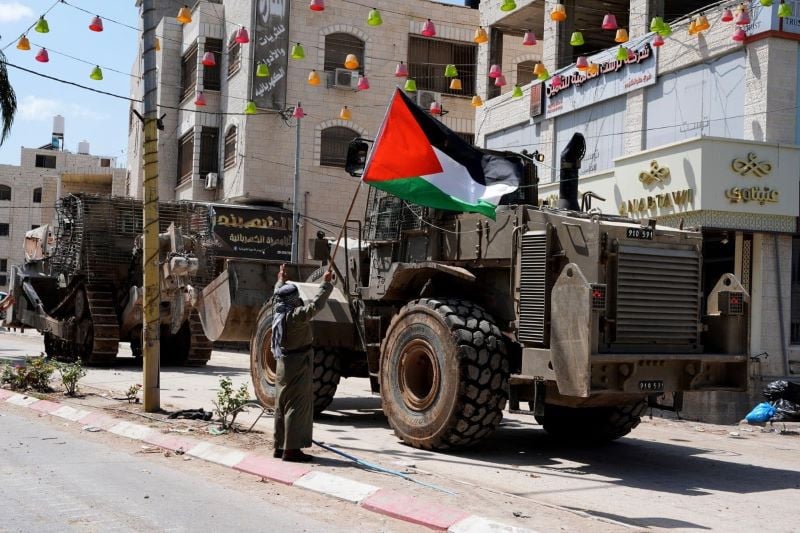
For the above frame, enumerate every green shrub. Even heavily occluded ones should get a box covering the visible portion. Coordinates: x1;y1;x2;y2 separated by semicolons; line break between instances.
56;361;86;396
0;356;55;392
212;377;251;430
125;383;142;404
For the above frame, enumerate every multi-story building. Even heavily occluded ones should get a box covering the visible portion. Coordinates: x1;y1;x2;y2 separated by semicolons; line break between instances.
128;0;480;260
0;117;126;289
476;0;800;421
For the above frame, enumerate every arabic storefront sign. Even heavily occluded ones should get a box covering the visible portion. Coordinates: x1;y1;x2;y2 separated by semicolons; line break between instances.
252;0;289;111
544;34;657;119
210;205;292;260
618;189;693;216
724;186;780;205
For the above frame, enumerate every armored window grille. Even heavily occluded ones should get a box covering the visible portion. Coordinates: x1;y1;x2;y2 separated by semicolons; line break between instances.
181;42;198;101
407;35;476;95
227;33;240;77
516;60;537;87
324;33;365;74
177;131;194;185
204;38;222;91
0;185;10;201
320;127;358;168
224;126;237;169
35;155;56;169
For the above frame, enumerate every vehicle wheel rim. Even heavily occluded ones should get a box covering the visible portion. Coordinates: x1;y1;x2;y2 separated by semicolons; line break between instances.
259;330;277;385
398;338;440;411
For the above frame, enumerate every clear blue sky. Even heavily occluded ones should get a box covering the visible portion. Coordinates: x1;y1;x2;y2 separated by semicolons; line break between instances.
0;0;139;166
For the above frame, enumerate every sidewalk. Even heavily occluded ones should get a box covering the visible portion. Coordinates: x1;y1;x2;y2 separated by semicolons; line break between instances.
0;386;533;533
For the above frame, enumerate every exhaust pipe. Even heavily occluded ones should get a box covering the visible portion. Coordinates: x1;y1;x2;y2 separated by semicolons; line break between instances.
558;133;585;211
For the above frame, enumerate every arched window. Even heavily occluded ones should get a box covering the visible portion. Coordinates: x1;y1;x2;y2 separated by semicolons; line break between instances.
224;126;237;169
516;60;537;87
227;32;241;77
324;33;364;74
320;127;358;168
0;185;10;201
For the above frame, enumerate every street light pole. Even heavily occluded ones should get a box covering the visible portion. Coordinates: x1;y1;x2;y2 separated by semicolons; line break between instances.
141;0;160;412
291;102;302;264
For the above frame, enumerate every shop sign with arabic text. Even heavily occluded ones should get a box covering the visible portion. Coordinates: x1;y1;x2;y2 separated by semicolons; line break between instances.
252;0;290;111
544;35;657;119
210;205;292;260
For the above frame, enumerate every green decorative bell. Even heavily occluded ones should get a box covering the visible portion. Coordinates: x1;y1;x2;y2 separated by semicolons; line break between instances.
650;16;664;33
500;0;517;11
537;69;549;81
658;22;673;38
89;65;103;80
244;101;257;115
511;85;523;98
256;63;270;77
290;43;305;60
34;16;49;34
616;46;628;61
403;79;417;92
569;31;584;46
779;1;793;17
444;64;458;77
367;8;383;26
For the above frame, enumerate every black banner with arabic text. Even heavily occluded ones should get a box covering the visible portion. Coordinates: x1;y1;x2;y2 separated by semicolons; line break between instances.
252;0;289;110
210;205;291;260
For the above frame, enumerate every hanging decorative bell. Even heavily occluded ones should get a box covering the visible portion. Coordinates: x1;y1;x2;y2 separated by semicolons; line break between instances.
615;28;629;43
421;19;436;37
511;85;523;98
650;16;664;33
602;13;618;30
474;26;489;44
616;46;628;61
291;43;305;59
244;101;257;115
471;95;483;108
779;1;793;17
659;22;673;37
488;64;502;78
449;78;462;90
235;27;250;44
195;91;206;106
732;28;746;41
550;4;567;22
404;79;417;92
344;54;360;70
34;16;49;33
551;76;562;89
309;0;325;11
35;48;49;63
394;62;408;77
570;32;585;46
89;65;103;80
576;56;589;71
721;9;734;22
522;31;536;46
293;103;305;118
16;35;30;51
339;106;352;120
695;15;710;32
494;74;507;87
307;70;321;85
444;64;458;77
202;51;216;67
734;9;750;25
500;0;516;12
652;34;665;47
177;6;192;24
256;63;270;77
357;76;370;90
89;15;104;32
429;101;442;115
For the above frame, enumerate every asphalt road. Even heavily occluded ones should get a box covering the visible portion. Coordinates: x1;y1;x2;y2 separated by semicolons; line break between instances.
3;330;800;532
0;407;405;533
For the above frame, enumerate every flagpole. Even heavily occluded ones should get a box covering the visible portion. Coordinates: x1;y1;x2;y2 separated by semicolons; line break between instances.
326;180;363;274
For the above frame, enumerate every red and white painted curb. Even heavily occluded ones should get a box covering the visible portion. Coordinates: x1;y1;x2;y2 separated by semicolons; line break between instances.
0;388;534;532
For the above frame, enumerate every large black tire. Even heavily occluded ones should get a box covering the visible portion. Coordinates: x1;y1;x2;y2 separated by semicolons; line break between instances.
535;401;647;444
250;303;342;417
312;347;341;415
380;298;508;450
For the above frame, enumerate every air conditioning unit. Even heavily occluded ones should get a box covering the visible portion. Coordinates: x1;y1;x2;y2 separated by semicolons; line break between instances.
329;68;359;90
204;172;218;190
416;90;442;110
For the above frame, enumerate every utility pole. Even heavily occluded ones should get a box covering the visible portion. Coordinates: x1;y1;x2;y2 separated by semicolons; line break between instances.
291;102;302;264
141;0;160;411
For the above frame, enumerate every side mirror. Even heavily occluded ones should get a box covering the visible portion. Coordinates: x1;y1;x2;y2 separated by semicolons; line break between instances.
345;139;372;177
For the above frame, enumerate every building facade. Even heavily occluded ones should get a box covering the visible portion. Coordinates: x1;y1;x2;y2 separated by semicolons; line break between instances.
476;0;800;422
0;120;126;290
128;0;480;260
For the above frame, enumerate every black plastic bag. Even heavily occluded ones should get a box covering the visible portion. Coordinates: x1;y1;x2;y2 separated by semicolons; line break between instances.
762;380;800;403
772;399;800;422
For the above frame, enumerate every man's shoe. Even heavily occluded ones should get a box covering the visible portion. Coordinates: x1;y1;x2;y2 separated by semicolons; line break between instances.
282;449;313;463
273;449;284;459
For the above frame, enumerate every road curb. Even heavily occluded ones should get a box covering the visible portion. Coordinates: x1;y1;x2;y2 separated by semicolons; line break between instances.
1;388;536;532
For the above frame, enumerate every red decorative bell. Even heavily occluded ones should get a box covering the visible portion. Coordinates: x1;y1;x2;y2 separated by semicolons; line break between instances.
235;27;250;44
421;19;436;37
35;48;49;63
202;51;215;67
89;15;103;32
309;0;325;11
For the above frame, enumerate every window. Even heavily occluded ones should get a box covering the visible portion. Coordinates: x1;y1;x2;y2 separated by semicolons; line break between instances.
0;258;6;286
792;236;800;344
35;155;56;168
516;60;537;87
324;33;365;74
100;158;111;168
199;127;219;177
204;38;222;91
455;132;475;145
227;33;241;77
320;127;358;168
408;35;476;95
177;131;194;185
31;224;40;230
32;187;42;203
181;42;199;101
224;126;237;168
0;223;9;237
0;185;10;201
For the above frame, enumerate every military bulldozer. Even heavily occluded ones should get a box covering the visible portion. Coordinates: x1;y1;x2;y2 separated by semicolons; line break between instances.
214;132;746;450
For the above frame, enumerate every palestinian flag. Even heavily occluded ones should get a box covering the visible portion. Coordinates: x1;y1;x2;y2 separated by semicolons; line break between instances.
362;88;522;219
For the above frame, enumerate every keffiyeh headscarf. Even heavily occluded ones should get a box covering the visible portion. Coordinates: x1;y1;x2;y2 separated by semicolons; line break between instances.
271;283;303;359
